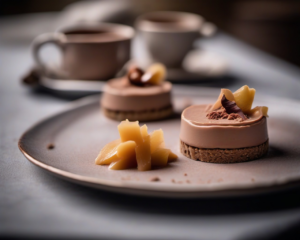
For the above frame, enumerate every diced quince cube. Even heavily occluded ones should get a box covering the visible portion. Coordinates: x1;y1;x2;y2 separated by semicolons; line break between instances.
140;124;149;139
145;63;166;85
97;120;175;171
168;151;178;162
118;119;143;145
109;141;137;170
211;89;235;110
233;85;256;114
150;129;165;153
260;106;268;117
116;140;137;160
95;139;121;165
136;135;151;171
249;106;269;117
109;157;137;170
151;148;170;167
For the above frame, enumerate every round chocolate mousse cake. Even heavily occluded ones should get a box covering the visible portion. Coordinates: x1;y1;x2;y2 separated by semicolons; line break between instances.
101;77;173;121
180;104;269;163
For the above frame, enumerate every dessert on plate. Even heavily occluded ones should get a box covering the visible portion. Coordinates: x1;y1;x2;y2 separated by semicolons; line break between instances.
95;119;177;171
101;63;173;121
180;85;269;163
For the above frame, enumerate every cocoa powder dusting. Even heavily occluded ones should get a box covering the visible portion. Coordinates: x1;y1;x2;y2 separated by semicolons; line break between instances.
207;107;244;122
228;113;242;120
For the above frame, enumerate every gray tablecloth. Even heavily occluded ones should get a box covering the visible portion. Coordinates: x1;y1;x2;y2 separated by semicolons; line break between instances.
1;13;300;240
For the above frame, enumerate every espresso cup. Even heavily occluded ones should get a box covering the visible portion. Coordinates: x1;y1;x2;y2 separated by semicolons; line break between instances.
32;23;134;80
135;11;208;68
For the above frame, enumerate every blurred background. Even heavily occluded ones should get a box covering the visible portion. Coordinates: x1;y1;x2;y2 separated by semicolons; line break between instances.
2;2;300;240
1;0;299;67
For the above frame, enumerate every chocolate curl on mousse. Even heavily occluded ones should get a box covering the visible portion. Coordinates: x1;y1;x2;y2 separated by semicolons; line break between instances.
221;95;247;120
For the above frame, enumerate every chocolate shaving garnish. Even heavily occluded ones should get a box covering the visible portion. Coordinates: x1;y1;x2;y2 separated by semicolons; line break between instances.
127;67;145;86
221;95;247;120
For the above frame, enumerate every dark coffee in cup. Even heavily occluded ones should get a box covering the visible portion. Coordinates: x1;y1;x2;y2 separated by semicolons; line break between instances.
64;30;127;43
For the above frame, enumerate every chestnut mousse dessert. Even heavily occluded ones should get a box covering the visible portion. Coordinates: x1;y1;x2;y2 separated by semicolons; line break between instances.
180;85;269;163
101;63;173;121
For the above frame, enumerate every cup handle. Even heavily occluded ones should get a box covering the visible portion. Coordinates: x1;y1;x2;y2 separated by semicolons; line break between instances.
199;22;217;37
32;32;67;77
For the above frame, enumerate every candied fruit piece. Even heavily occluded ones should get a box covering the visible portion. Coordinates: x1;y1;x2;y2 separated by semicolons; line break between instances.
109;157;137;170
116;140;137;160
95;139;121;165
211;89;235;110
233;85;256;114
150;129;165;153
109;141;137;170
96;120;174;171
136;135;151;171
249;106;269;117
118;119;143;145
140;124;149;139
260;106;268;117
144;63;166;85
168;151;178;162
151;148;170;167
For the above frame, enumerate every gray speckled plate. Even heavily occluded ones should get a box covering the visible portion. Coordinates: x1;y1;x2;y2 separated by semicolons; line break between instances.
19;89;300;198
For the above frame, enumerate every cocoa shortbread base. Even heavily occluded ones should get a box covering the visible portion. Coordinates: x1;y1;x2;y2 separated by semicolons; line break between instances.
103;106;173;121
180;139;269;163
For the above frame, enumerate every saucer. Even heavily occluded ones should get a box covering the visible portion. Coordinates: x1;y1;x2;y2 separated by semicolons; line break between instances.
24;48;229;98
39;74;106;97
132;49;229;82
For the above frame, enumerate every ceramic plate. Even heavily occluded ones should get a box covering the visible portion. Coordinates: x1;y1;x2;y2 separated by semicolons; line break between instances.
19;89;300;198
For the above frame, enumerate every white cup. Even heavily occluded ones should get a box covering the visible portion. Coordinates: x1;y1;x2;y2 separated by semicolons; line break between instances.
135;11;209;68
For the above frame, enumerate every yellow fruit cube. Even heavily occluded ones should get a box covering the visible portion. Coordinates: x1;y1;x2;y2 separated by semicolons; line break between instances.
116;140;137;160
233;85;256;114
109;157;137;170
140;124;149;139
260;106;268;117
150;129;165;153
95;139;121;165
145;63;166;85
168;151;178;162
109;141;137;170
118;119;143;145
211;89;235;110
136;135;151;171
151;148;170;167
97;120;175;171
249;106;269;117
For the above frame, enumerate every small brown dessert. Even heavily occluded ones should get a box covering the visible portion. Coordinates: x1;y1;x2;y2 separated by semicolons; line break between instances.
101;63;173;121
180;85;269;163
